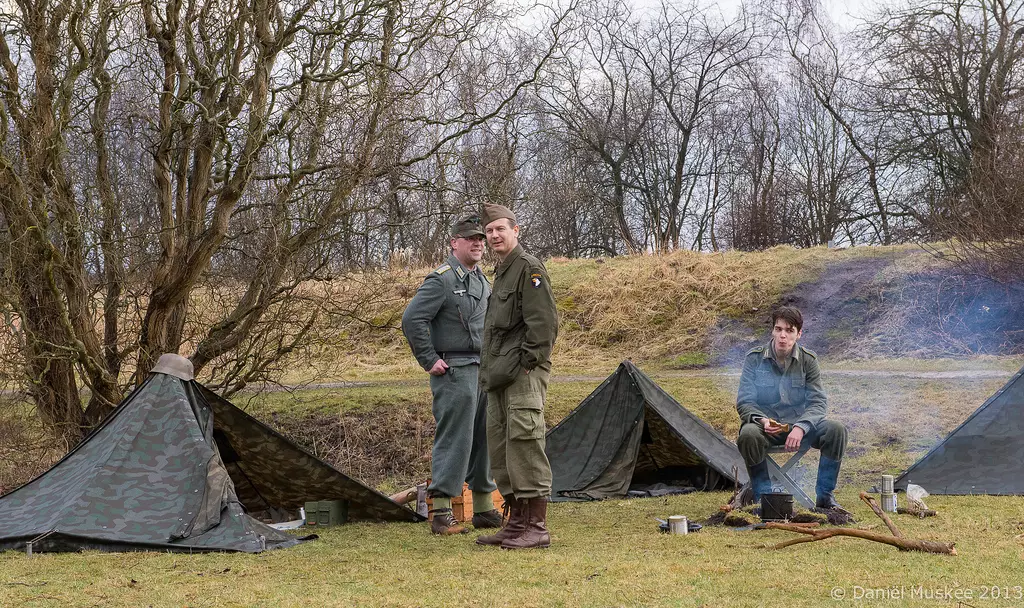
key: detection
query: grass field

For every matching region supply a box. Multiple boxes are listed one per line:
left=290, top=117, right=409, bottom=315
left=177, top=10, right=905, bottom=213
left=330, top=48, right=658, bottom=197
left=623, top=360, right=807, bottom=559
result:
left=1, top=492, right=1022, bottom=607
left=3, top=359, right=1023, bottom=607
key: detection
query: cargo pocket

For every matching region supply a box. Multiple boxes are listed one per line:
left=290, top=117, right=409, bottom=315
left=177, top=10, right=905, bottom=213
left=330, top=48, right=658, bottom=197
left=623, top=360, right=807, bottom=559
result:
left=508, top=393, right=544, bottom=441
left=493, top=288, right=518, bottom=329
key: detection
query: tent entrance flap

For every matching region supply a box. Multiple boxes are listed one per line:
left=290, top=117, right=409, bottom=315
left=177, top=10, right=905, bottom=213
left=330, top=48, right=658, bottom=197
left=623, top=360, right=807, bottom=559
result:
left=629, top=408, right=731, bottom=492
left=554, top=408, right=645, bottom=501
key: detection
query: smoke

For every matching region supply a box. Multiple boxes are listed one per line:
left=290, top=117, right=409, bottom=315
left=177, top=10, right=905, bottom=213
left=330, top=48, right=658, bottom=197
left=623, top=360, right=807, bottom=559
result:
left=706, top=257, right=1024, bottom=362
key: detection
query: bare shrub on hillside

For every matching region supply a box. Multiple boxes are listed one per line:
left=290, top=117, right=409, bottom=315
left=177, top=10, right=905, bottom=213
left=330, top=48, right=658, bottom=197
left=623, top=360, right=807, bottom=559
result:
left=0, top=400, right=64, bottom=494
left=273, top=405, right=435, bottom=491
left=848, top=272, right=1024, bottom=357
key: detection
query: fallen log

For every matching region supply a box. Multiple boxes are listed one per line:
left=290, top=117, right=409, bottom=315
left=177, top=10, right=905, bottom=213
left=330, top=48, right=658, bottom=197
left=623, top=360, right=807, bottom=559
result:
left=764, top=493, right=956, bottom=556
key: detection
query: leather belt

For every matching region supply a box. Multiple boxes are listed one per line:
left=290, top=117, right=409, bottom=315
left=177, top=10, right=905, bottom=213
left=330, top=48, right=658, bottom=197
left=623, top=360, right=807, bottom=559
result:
left=439, top=351, right=480, bottom=358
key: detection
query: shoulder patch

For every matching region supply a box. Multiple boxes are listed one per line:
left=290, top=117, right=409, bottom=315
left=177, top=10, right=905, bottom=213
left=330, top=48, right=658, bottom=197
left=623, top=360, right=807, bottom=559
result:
left=530, top=272, right=543, bottom=289
left=800, top=346, right=818, bottom=359
left=747, top=346, right=764, bottom=356
left=434, top=264, right=451, bottom=275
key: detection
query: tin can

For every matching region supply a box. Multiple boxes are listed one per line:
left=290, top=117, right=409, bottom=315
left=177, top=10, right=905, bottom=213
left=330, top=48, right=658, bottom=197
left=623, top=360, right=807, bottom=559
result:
left=668, top=515, right=688, bottom=535
left=880, top=492, right=897, bottom=513
left=881, top=474, right=894, bottom=494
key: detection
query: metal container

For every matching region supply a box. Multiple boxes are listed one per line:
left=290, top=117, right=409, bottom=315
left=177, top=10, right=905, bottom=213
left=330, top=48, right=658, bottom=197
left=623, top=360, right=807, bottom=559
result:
left=668, top=515, right=688, bottom=535
left=880, top=492, right=897, bottom=513
left=761, top=492, right=794, bottom=521
left=881, top=474, right=895, bottom=494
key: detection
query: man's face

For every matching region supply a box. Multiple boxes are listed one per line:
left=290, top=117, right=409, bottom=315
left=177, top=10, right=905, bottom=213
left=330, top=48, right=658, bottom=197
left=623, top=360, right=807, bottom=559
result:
left=451, top=235, right=485, bottom=266
left=485, top=219, right=519, bottom=257
left=772, top=319, right=802, bottom=356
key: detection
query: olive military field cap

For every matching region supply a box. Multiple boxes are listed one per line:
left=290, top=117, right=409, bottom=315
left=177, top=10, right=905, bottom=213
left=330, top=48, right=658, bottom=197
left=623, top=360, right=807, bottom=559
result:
left=452, top=214, right=486, bottom=239
left=481, top=203, right=517, bottom=227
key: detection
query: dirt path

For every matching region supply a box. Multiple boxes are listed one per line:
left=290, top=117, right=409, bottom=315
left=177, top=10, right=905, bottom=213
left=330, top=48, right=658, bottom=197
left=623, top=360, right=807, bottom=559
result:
left=709, top=256, right=896, bottom=362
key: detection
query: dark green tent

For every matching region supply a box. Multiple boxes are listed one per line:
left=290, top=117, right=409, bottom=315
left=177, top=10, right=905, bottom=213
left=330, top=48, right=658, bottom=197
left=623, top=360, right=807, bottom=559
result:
left=545, top=361, right=748, bottom=501
left=0, top=354, right=421, bottom=553
left=895, top=364, right=1024, bottom=495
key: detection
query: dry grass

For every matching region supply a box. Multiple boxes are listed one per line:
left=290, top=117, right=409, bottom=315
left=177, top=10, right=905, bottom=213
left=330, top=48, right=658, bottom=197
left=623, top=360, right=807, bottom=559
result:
left=286, top=243, right=932, bottom=382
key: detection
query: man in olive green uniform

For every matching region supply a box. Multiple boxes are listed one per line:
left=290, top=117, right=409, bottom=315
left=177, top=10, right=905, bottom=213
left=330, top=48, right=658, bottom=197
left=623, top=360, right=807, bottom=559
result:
left=736, top=306, right=849, bottom=510
left=401, top=216, right=501, bottom=535
left=476, top=203, right=558, bottom=550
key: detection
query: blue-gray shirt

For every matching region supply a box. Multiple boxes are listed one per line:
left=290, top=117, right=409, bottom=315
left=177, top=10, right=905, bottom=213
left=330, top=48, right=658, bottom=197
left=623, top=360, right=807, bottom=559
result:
left=401, top=254, right=490, bottom=369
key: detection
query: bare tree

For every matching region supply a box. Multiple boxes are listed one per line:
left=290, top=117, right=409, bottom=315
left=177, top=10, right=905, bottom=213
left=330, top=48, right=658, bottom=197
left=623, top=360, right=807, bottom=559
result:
left=860, top=0, right=1024, bottom=243
left=0, top=0, right=576, bottom=444
left=631, top=1, right=759, bottom=251
left=537, top=0, right=653, bottom=252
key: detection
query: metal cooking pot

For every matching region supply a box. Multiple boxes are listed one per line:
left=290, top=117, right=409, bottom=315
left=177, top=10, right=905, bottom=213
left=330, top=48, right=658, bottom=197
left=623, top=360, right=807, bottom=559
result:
left=761, top=492, right=794, bottom=521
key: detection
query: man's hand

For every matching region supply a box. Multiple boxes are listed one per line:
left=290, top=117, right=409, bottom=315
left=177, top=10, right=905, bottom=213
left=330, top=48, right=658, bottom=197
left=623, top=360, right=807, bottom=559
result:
left=762, top=418, right=788, bottom=436
left=428, top=359, right=450, bottom=376
left=785, top=426, right=805, bottom=451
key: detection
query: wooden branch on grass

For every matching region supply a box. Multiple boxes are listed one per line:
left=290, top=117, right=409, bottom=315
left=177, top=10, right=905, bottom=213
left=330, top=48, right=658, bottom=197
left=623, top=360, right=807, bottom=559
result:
left=859, top=492, right=902, bottom=537
left=764, top=493, right=956, bottom=556
left=765, top=522, right=956, bottom=554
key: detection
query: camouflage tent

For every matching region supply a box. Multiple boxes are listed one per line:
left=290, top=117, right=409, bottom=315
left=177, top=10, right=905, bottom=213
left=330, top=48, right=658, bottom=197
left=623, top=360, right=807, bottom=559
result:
left=545, top=361, right=747, bottom=501
left=0, top=354, right=421, bottom=553
left=896, top=364, right=1024, bottom=495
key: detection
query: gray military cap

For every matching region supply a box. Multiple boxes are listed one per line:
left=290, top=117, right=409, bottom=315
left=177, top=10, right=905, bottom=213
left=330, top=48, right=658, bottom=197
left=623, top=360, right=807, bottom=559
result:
left=452, top=214, right=485, bottom=239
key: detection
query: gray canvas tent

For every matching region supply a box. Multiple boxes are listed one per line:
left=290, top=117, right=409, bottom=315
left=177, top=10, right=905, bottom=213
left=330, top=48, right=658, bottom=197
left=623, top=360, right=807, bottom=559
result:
left=545, top=361, right=748, bottom=501
left=0, top=354, right=421, bottom=554
left=895, top=364, right=1024, bottom=495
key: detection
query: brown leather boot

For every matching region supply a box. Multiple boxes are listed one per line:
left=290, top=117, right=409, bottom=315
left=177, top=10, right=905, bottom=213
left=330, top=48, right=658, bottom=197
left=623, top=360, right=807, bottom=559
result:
left=475, top=498, right=525, bottom=546
left=501, top=497, right=550, bottom=549
left=429, top=508, right=468, bottom=535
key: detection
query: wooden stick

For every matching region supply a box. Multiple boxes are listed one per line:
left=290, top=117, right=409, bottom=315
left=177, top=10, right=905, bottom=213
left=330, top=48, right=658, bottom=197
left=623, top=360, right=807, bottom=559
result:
left=859, top=492, right=902, bottom=538
left=388, top=486, right=417, bottom=505
left=764, top=523, right=956, bottom=555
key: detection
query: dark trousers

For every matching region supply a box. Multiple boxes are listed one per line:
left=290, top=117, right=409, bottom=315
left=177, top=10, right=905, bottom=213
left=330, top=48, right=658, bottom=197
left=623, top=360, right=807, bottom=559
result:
left=737, top=419, right=847, bottom=466
left=427, top=364, right=497, bottom=498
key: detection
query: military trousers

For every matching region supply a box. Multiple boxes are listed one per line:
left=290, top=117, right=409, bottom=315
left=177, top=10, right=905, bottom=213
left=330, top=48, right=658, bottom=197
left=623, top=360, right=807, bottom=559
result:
left=737, top=419, right=848, bottom=467
left=486, top=366, right=552, bottom=499
left=427, top=363, right=497, bottom=498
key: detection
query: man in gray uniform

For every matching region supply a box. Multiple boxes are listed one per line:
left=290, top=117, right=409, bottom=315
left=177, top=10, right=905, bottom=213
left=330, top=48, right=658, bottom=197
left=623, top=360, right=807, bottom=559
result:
left=401, top=216, right=502, bottom=535
left=736, top=306, right=849, bottom=510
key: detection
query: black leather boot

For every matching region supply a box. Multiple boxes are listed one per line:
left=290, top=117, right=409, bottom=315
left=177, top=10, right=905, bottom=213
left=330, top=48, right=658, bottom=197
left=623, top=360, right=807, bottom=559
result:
left=748, top=459, right=772, bottom=505
left=815, top=456, right=845, bottom=510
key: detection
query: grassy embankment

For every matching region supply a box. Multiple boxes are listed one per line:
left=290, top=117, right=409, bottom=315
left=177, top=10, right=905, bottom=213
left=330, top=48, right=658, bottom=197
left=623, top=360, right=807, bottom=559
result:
left=282, top=242, right=944, bottom=384
left=3, top=244, right=1024, bottom=606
